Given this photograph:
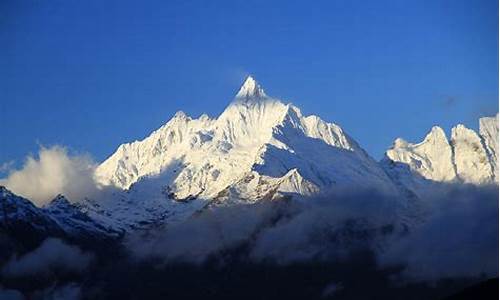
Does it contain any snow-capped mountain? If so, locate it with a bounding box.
[95,77,393,196]
[88,77,398,229]
[3,77,496,233]
[44,194,118,237]
[0,186,63,236]
[0,186,117,240]
[381,114,498,196]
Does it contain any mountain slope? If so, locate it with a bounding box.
[479,114,499,181]
[0,186,116,241]
[44,194,118,237]
[0,186,63,236]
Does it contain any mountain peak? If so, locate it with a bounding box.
[43,194,72,209]
[423,126,448,144]
[51,194,70,204]
[235,76,267,100]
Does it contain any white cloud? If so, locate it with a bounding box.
[377,185,498,282]
[0,146,98,206]
[126,185,498,284]
[126,189,403,265]
[2,238,94,278]
[127,202,276,264]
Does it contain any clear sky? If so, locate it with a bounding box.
[1,0,498,170]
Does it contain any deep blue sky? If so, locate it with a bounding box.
[1,0,498,170]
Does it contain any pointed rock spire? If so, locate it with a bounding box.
[423,126,448,144]
[235,76,267,100]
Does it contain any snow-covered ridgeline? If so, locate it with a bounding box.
[382,114,498,195]
[95,76,394,200]
[1,77,498,233]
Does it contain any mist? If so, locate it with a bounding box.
[125,185,498,284]
[2,238,94,279]
[378,185,499,282]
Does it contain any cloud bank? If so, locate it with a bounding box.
[127,189,405,265]
[378,185,498,282]
[0,287,23,300]
[127,201,279,264]
[2,238,94,278]
[127,185,498,283]
[0,146,97,206]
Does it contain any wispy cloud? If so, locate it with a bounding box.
[126,185,498,283]
[377,185,498,282]
[2,238,94,278]
[126,189,404,265]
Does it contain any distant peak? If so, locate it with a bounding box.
[235,76,267,100]
[393,138,409,148]
[451,123,478,140]
[173,111,188,119]
[424,126,447,142]
[169,111,191,123]
[50,194,70,205]
[451,124,471,135]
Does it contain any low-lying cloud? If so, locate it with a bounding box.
[127,202,279,264]
[249,190,404,264]
[126,185,498,283]
[2,238,94,278]
[0,287,23,300]
[127,189,406,265]
[0,146,97,206]
[33,283,82,300]
[378,185,498,282]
